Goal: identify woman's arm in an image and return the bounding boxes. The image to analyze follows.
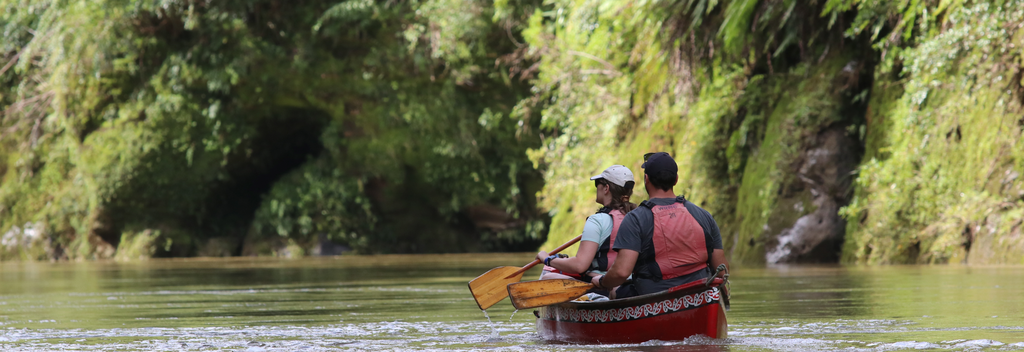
[535,240,598,274]
[535,214,607,274]
[551,241,598,273]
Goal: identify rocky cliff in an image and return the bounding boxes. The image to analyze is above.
[530,0,1024,265]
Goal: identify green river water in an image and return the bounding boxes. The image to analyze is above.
[1,253,1022,351]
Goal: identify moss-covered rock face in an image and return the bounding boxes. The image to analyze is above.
[524,0,868,263]
[732,57,868,264]
[840,3,1024,264]
[527,1,1024,265]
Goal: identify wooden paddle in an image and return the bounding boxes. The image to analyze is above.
[506,279,593,309]
[468,235,582,310]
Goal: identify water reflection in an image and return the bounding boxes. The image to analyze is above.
[1,256,1024,351]
[734,265,870,319]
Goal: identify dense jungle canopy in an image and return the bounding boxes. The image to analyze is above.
[1,0,1023,264]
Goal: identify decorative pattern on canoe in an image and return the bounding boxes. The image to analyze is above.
[542,287,720,323]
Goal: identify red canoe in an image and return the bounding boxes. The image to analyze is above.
[534,278,728,344]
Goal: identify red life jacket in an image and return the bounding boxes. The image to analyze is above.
[638,197,708,280]
[592,208,625,272]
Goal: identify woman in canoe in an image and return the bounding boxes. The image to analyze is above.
[536,165,637,289]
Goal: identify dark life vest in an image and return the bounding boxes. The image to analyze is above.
[635,196,708,281]
[591,207,625,272]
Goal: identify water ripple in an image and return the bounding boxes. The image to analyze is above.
[2,319,1024,351]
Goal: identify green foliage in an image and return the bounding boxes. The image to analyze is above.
[0,0,547,260]
[250,157,375,252]
[4,0,1023,264]
[114,229,162,261]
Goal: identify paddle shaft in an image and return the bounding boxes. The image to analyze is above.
[468,235,585,310]
[503,235,582,279]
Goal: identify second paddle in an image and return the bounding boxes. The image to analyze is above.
[506,279,594,309]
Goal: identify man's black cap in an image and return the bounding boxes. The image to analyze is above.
[641,152,678,176]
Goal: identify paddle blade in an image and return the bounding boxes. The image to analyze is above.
[468,266,524,310]
[507,279,593,310]
[717,301,729,338]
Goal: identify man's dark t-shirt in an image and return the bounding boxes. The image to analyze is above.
[613,197,723,295]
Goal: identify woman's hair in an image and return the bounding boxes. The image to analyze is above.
[596,179,638,214]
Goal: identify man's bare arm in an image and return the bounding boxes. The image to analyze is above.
[709,249,727,275]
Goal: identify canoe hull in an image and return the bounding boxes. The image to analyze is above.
[536,280,726,344]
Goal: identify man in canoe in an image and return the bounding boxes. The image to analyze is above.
[591,152,728,299]
[535,165,638,288]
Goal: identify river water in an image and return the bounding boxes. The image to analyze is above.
[1,254,1022,351]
